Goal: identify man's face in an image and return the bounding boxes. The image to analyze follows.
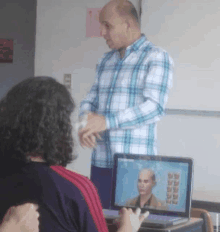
[138,171,154,196]
[99,4,128,50]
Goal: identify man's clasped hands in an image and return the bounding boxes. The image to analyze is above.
[78,112,106,148]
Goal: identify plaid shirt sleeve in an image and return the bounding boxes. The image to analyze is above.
[79,67,100,117]
[105,50,174,130]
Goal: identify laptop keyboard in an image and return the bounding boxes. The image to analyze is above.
[147,214,181,222]
[103,209,182,222]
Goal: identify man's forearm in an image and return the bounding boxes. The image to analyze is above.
[105,100,164,131]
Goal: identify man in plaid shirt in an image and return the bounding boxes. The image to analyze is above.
[78,0,173,209]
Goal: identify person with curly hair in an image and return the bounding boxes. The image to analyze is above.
[0,76,75,166]
[0,76,108,232]
[0,76,148,232]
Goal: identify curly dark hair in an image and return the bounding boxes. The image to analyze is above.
[0,76,76,166]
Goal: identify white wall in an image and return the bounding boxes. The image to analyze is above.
[35,0,140,177]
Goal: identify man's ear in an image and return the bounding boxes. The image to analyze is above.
[125,18,130,29]
[123,18,132,33]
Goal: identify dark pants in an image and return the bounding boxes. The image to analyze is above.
[90,165,113,209]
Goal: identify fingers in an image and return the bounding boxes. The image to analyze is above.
[134,208,141,216]
[22,203,38,210]
[15,203,39,222]
[79,131,97,148]
[139,211,149,224]
[84,135,96,148]
[26,203,39,216]
[119,207,125,215]
[1,203,40,232]
[18,203,39,232]
[79,114,106,135]
[78,130,102,148]
[79,124,92,135]
[30,204,39,210]
[2,207,15,222]
[80,129,95,140]
[2,203,39,223]
[118,207,133,229]
[82,132,102,147]
[82,136,96,148]
[93,132,102,140]
[143,211,149,218]
[120,207,133,215]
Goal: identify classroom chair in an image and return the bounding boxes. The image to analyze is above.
[191,208,214,232]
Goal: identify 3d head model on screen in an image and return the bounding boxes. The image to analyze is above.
[126,169,166,209]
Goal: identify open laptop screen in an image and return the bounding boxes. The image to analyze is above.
[111,154,193,217]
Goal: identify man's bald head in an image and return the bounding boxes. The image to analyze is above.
[115,0,139,25]
[99,0,141,51]
[139,169,156,184]
[101,0,139,26]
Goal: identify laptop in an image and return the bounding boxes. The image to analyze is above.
[103,153,194,228]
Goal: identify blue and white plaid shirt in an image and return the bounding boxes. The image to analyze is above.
[79,34,174,168]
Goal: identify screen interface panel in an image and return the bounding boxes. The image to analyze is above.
[114,157,189,213]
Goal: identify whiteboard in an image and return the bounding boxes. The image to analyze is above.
[141,0,220,111]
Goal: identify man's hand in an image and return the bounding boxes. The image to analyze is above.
[0,203,39,232]
[78,133,98,148]
[78,113,106,148]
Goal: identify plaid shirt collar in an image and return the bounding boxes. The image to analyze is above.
[113,33,147,56]
[127,33,147,52]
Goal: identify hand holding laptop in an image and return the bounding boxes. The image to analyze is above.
[117,208,149,232]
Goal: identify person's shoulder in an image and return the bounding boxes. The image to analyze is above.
[151,193,159,203]
[50,166,92,186]
[50,166,101,203]
[125,196,139,206]
[140,41,174,66]
[50,167,108,232]
[141,40,172,58]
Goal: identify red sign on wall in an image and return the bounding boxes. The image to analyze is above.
[0,39,13,63]
[86,8,102,37]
